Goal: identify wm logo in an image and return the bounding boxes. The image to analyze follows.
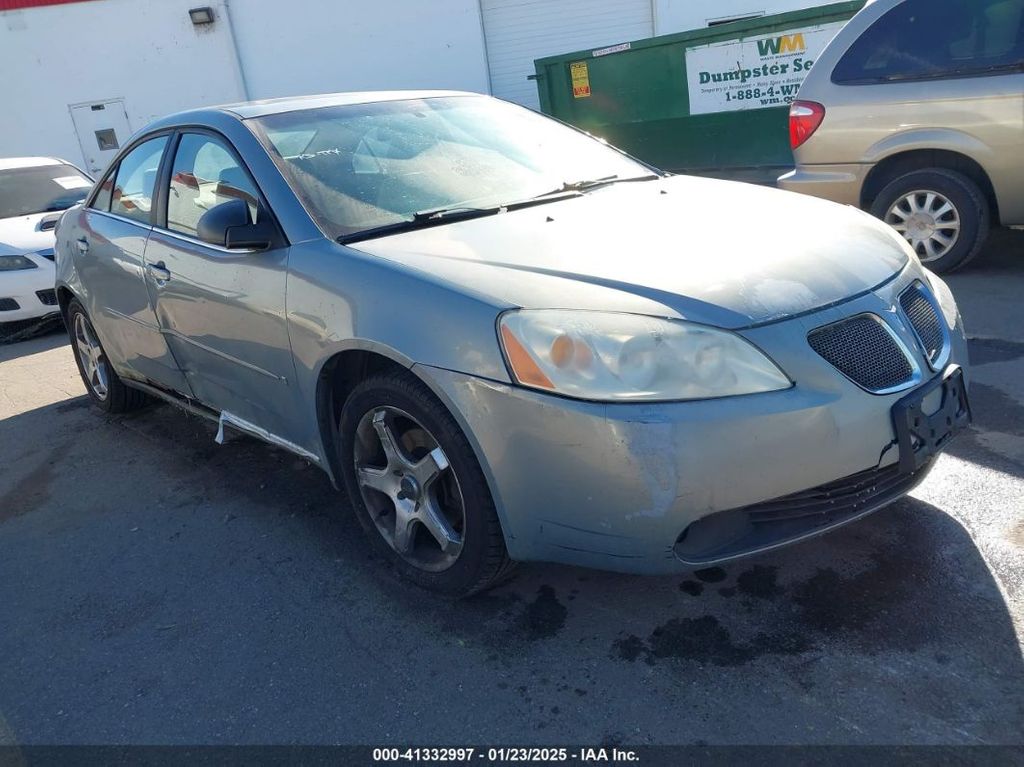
[757,33,806,56]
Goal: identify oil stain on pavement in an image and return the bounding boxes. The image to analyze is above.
[610,499,977,667]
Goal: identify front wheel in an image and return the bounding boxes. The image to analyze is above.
[67,299,148,413]
[337,370,514,597]
[870,168,990,273]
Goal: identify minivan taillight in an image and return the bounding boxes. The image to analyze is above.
[789,100,826,150]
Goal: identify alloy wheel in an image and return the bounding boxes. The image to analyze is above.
[73,312,109,400]
[885,190,961,263]
[353,406,466,572]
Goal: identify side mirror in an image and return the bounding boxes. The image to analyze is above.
[196,198,275,250]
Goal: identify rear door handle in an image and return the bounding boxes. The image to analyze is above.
[148,261,171,284]
[75,237,89,256]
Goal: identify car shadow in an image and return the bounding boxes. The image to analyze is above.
[0,322,67,357]
[0,315,66,347]
[0,383,1021,744]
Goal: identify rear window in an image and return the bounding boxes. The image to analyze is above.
[833,0,1024,84]
[0,164,92,219]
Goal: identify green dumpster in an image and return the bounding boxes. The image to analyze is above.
[532,1,865,185]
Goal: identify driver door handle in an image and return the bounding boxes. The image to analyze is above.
[148,261,171,283]
[75,237,89,256]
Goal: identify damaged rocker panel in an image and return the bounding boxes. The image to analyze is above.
[123,379,321,466]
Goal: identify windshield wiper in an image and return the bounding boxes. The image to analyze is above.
[337,175,661,244]
[533,173,660,198]
[337,206,504,244]
[340,192,582,242]
[411,205,498,222]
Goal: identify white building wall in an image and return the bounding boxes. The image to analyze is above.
[1,0,248,170]
[0,0,830,167]
[229,0,490,100]
[0,0,489,170]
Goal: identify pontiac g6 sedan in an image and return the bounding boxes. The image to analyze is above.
[55,92,971,596]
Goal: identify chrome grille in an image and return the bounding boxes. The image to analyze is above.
[900,283,945,365]
[808,314,914,393]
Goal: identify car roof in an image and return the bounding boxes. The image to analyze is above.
[154,90,480,128]
[226,89,477,118]
[0,157,67,171]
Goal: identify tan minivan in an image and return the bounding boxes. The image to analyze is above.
[779,0,1024,272]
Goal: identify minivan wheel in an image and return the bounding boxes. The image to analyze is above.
[870,168,989,273]
[338,370,515,597]
[67,299,148,413]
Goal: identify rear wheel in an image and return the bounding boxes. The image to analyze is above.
[870,168,989,273]
[337,370,514,597]
[67,299,148,413]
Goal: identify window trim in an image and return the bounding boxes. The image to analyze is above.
[85,130,174,219]
[833,61,1024,86]
[154,125,288,250]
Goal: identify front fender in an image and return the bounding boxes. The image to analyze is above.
[287,240,513,470]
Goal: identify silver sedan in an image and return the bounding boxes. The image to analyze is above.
[54,92,971,596]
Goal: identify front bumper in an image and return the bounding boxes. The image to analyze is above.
[778,163,869,208]
[421,266,969,575]
[0,260,59,323]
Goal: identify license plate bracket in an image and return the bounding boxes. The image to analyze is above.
[892,365,971,473]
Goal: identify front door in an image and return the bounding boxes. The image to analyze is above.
[69,99,133,176]
[73,134,192,395]
[143,131,301,443]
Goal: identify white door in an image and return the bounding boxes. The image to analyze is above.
[69,99,132,175]
[481,0,654,109]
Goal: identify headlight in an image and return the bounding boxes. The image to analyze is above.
[0,254,38,271]
[924,270,959,330]
[498,310,791,402]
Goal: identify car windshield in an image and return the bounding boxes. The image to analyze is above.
[250,95,654,241]
[0,164,93,219]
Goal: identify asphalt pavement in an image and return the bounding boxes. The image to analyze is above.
[0,233,1022,746]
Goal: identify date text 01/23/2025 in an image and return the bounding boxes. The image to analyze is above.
[372,747,640,762]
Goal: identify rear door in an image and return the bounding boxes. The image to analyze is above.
[73,134,192,395]
[142,130,302,443]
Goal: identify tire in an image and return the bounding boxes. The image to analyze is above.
[67,299,149,413]
[337,369,515,597]
[870,168,990,274]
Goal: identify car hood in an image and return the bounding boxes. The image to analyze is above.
[350,175,910,329]
[0,212,60,255]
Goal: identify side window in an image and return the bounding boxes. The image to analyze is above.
[167,133,260,238]
[91,172,114,212]
[110,136,168,224]
[833,0,1024,84]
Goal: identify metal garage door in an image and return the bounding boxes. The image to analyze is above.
[481,0,654,109]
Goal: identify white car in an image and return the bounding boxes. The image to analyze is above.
[0,157,93,332]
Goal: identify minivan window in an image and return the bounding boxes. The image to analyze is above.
[110,136,168,224]
[166,133,261,238]
[833,0,1024,84]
